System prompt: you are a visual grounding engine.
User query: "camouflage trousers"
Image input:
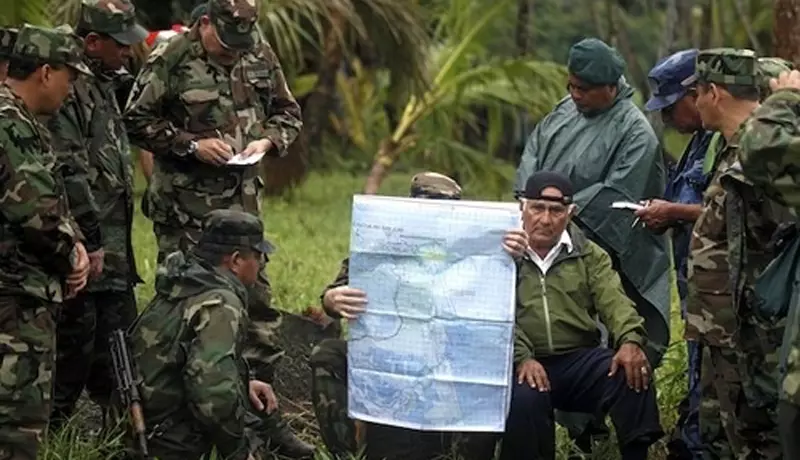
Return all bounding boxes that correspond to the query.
[0,295,58,460]
[699,332,782,460]
[154,224,284,381]
[138,405,288,460]
[310,338,498,460]
[50,288,137,430]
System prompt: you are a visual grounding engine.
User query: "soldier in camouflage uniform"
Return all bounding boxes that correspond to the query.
[682,49,786,459]
[129,209,291,460]
[47,0,148,430]
[737,68,800,460]
[0,24,92,460]
[311,172,509,460]
[122,0,309,454]
[0,27,18,80]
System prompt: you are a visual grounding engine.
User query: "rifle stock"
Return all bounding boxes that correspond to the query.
[110,328,149,458]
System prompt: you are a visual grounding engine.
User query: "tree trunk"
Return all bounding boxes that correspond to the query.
[514,0,534,56]
[677,0,694,47]
[605,0,618,46]
[589,0,605,38]
[774,0,800,67]
[364,139,400,194]
[302,10,347,154]
[700,1,713,49]
[733,0,762,55]
[658,0,678,58]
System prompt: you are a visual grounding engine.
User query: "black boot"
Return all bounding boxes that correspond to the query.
[267,419,316,459]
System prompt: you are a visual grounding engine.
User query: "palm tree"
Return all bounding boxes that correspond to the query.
[362,0,568,195]
[302,0,430,153]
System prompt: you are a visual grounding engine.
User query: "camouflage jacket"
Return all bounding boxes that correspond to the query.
[0,85,83,303]
[738,88,800,404]
[320,258,350,319]
[123,27,303,230]
[719,163,794,320]
[130,251,252,459]
[686,129,742,347]
[49,57,141,292]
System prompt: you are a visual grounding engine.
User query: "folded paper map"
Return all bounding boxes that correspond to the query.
[347,195,519,432]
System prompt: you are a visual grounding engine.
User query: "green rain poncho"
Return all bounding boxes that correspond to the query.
[514,79,671,365]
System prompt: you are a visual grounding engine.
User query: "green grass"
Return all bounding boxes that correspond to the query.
[46,169,689,460]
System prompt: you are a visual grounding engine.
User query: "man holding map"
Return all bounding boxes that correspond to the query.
[310,171,528,460]
[502,171,663,460]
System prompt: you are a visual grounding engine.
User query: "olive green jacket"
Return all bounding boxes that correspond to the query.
[514,224,647,364]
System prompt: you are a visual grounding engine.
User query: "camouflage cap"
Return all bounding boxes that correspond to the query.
[207,0,258,51]
[0,27,18,59]
[12,24,92,76]
[198,209,275,254]
[681,48,757,87]
[757,57,795,99]
[78,0,148,45]
[409,172,462,200]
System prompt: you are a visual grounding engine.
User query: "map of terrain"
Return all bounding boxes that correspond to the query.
[347,195,520,432]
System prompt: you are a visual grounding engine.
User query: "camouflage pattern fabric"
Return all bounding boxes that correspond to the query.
[49,55,141,292]
[756,57,794,101]
[0,27,17,59]
[123,4,301,399]
[153,223,284,382]
[721,162,792,406]
[684,48,757,87]
[122,19,302,232]
[310,338,355,456]
[48,0,145,427]
[77,0,148,46]
[0,85,84,303]
[0,296,58,460]
[409,171,462,200]
[700,342,782,460]
[209,0,259,51]
[50,289,137,429]
[685,135,740,348]
[12,24,92,76]
[0,25,90,455]
[129,250,254,459]
[737,88,800,455]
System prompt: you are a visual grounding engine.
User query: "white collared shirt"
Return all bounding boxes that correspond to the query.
[527,230,574,274]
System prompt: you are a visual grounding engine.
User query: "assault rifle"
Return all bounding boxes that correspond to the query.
[109,328,149,458]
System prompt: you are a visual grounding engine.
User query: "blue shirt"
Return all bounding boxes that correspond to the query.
[664,130,714,301]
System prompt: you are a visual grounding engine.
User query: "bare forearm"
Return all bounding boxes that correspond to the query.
[669,203,703,223]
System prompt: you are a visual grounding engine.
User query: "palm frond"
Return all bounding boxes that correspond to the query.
[259,0,330,74]
[348,0,431,96]
[0,0,52,27]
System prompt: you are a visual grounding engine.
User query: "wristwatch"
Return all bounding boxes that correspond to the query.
[186,140,198,157]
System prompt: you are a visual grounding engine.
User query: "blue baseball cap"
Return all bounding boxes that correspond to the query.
[645,49,698,111]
